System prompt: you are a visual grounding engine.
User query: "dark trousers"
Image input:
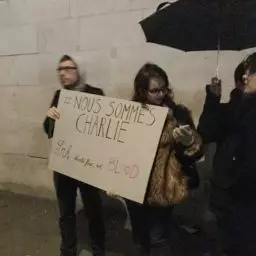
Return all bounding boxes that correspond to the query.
[210,183,256,256]
[224,202,256,256]
[54,172,105,256]
[126,200,173,256]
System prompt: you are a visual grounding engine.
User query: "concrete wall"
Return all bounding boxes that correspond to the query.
[0,0,254,196]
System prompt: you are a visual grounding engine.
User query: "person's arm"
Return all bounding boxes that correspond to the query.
[174,105,203,164]
[43,90,60,138]
[198,92,224,142]
[197,77,229,143]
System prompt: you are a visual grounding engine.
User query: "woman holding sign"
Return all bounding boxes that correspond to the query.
[126,63,203,256]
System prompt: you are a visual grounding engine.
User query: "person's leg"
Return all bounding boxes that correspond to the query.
[54,172,77,256]
[79,183,105,256]
[208,184,234,255]
[146,205,173,256]
[126,200,173,256]
[224,202,256,256]
[126,200,150,256]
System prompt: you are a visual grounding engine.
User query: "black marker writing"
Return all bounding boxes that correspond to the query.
[74,96,102,114]
[76,114,129,143]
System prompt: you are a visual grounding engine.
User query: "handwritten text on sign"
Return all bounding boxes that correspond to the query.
[49,89,168,203]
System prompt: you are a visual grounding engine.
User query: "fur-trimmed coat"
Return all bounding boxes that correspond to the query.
[147,105,203,206]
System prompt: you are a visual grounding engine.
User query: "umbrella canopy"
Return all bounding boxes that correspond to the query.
[140,0,256,51]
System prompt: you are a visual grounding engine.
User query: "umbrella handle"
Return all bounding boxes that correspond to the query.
[157,2,171,12]
[216,41,220,79]
[216,65,219,79]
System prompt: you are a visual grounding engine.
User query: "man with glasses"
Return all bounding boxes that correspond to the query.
[43,55,105,256]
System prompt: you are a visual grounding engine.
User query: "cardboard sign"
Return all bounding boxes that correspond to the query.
[49,89,168,203]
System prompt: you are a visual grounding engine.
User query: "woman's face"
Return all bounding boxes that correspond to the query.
[243,70,256,94]
[145,78,168,105]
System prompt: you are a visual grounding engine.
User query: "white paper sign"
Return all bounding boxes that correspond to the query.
[49,89,168,203]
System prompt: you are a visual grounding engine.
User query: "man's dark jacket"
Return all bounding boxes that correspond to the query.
[43,84,104,138]
[198,88,256,199]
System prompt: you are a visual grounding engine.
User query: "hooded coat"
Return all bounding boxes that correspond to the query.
[43,55,104,138]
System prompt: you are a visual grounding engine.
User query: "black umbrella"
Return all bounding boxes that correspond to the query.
[140,0,256,51]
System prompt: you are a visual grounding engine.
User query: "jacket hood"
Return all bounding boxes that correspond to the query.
[59,54,87,90]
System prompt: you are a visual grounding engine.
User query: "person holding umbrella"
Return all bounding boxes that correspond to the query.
[199,53,256,256]
[223,53,256,256]
[197,61,245,255]
[198,61,245,144]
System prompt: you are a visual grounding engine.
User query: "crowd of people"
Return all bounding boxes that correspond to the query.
[43,52,256,256]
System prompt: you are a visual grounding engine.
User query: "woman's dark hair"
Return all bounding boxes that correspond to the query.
[132,63,195,128]
[234,61,245,84]
[132,63,174,105]
[244,52,256,76]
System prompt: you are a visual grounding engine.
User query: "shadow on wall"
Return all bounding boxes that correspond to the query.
[28,124,51,159]
[174,88,205,124]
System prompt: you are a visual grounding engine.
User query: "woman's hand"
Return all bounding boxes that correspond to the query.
[106,190,119,198]
[173,125,194,146]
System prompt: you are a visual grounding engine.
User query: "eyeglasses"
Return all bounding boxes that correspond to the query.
[148,87,169,94]
[57,66,77,72]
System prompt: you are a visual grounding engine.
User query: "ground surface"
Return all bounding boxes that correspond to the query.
[0,190,214,256]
